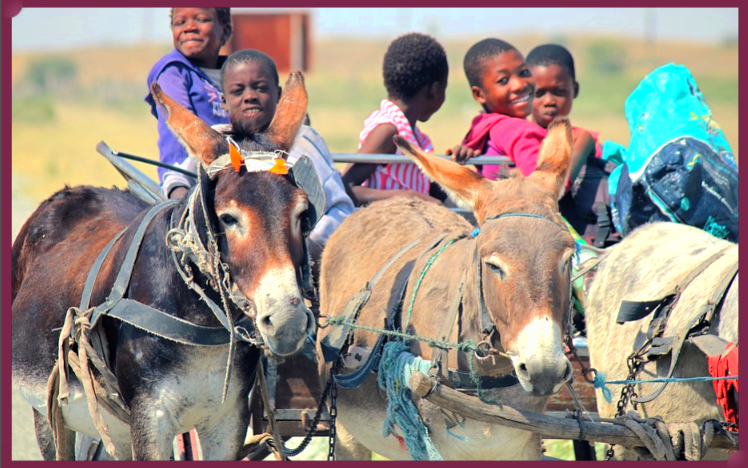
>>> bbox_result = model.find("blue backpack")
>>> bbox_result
[603,64,739,242]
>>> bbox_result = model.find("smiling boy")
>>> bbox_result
[145,7,233,199]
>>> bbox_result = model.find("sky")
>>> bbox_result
[11,7,739,52]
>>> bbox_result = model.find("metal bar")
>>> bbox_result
[113,151,198,178]
[331,153,512,166]
[96,141,166,203]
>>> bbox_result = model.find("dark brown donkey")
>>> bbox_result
[12,73,315,460]
[317,118,577,460]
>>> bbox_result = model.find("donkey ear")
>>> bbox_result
[528,116,572,200]
[265,71,308,154]
[150,82,228,166]
[393,135,489,211]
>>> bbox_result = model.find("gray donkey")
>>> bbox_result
[584,222,737,460]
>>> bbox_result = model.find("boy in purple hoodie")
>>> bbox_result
[145,7,233,199]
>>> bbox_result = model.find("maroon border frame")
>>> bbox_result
[2,2,743,466]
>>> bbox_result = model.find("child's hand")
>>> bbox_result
[446,145,478,165]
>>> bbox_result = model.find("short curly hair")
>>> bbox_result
[463,38,517,88]
[170,8,232,28]
[526,44,576,81]
[221,49,279,89]
[382,32,448,100]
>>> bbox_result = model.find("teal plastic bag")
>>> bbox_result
[603,63,739,241]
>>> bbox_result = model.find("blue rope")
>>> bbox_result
[593,372,739,403]
[377,341,443,460]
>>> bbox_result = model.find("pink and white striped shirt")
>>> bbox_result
[358,99,432,194]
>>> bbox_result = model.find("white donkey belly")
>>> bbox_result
[19,380,132,444]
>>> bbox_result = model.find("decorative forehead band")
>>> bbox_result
[205,136,290,179]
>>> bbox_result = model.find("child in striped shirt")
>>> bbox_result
[343,32,476,206]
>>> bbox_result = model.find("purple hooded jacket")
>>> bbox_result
[145,49,229,192]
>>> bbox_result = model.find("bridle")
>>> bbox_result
[472,212,576,341]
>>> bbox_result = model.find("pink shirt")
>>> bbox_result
[462,112,547,181]
[358,99,432,194]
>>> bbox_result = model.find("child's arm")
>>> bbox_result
[343,124,440,206]
[342,123,398,186]
[569,129,597,184]
[153,65,196,198]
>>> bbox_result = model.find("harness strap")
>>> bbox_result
[446,370,519,392]
[90,200,178,327]
[80,230,126,311]
[616,248,729,325]
[334,253,420,389]
[473,245,494,336]
[632,256,738,404]
[79,229,126,386]
[320,236,430,363]
[105,299,255,346]
[431,270,466,375]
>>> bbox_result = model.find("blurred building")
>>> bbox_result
[221,10,311,73]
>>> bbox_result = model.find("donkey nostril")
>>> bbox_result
[260,316,273,329]
[518,363,528,373]
[562,360,573,382]
[289,297,300,306]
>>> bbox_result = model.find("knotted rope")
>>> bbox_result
[166,185,242,404]
[614,411,718,461]
[47,306,130,460]
[377,341,443,460]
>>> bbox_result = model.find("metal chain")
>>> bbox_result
[604,344,649,460]
[564,333,598,384]
[282,377,332,458]
[328,380,338,461]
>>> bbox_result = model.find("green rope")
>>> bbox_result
[403,239,457,330]
[327,316,477,354]
[467,348,504,408]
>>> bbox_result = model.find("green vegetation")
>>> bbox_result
[12,95,57,123]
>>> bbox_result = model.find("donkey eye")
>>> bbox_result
[219,214,238,226]
[486,261,505,280]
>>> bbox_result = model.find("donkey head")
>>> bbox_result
[151,72,314,356]
[395,117,575,396]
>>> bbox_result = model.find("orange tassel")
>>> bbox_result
[269,158,288,175]
[229,143,243,173]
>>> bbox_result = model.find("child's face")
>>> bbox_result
[172,8,227,68]
[472,49,535,118]
[531,64,578,129]
[222,61,281,135]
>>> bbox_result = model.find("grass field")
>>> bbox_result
[10,33,738,461]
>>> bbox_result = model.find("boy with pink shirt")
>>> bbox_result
[460,38,547,180]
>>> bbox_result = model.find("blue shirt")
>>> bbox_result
[145,49,229,189]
